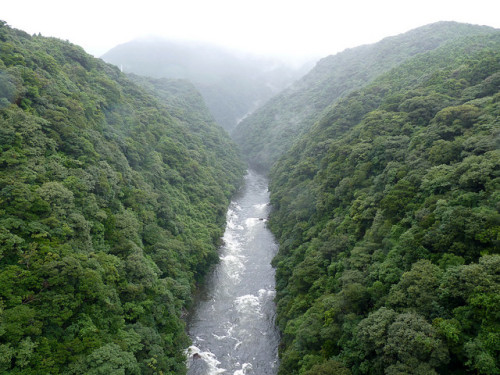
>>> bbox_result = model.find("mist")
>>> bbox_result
[101,36,312,132]
[1,2,499,374]
[2,0,499,65]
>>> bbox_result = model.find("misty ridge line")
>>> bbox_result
[231,21,499,172]
[100,36,315,133]
[0,17,499,375]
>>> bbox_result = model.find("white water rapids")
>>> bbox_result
[186,170,279,375]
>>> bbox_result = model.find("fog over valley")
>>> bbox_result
[1,2,499,375]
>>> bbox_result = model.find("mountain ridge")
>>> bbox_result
[0,20,244,374]
[102,37,307,132]
[233,21,498,172]
[267,26,500,375]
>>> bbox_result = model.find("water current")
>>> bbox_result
[186,170,279,375]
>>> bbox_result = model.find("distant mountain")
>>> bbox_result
[0,21,244,374]
[267,26,500,374]
[102,38,307,132]
[233,22,498,171]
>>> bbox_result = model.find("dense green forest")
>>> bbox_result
[2,16,499,375]
[102,38,305,132]
[266,28,500,374]
[233,22,498,172]
[0,21,244,374]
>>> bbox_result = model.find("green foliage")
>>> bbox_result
[0,21,244,374]
[267,27,500,374]
[233,21,499,172]
[302,359,351,375]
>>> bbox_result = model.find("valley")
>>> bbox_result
[0,19,499,375]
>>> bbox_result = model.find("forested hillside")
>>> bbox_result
[233,22,498,172]
[0,21,244,374]
[102,38,304,132]
[268,30,500,374]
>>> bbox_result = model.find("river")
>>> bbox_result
[186,170,279,375]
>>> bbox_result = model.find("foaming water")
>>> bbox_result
[187,170,279,375]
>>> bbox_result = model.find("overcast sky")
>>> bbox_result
[2,0,500,62]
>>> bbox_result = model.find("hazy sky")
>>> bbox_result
[2,0,500,62]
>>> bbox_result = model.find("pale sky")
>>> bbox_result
[2,0,500,62]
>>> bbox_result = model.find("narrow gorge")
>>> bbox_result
[186,171,279,375]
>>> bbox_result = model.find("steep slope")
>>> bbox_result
[233,22,498,171]
[0,21,245,374]
[127,74,243,187]
[102,38,304,132]
[268,31,500,374]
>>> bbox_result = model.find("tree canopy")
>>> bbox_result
[265,28,500,375]
[233,22,498,172]
[0,20,244,374]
